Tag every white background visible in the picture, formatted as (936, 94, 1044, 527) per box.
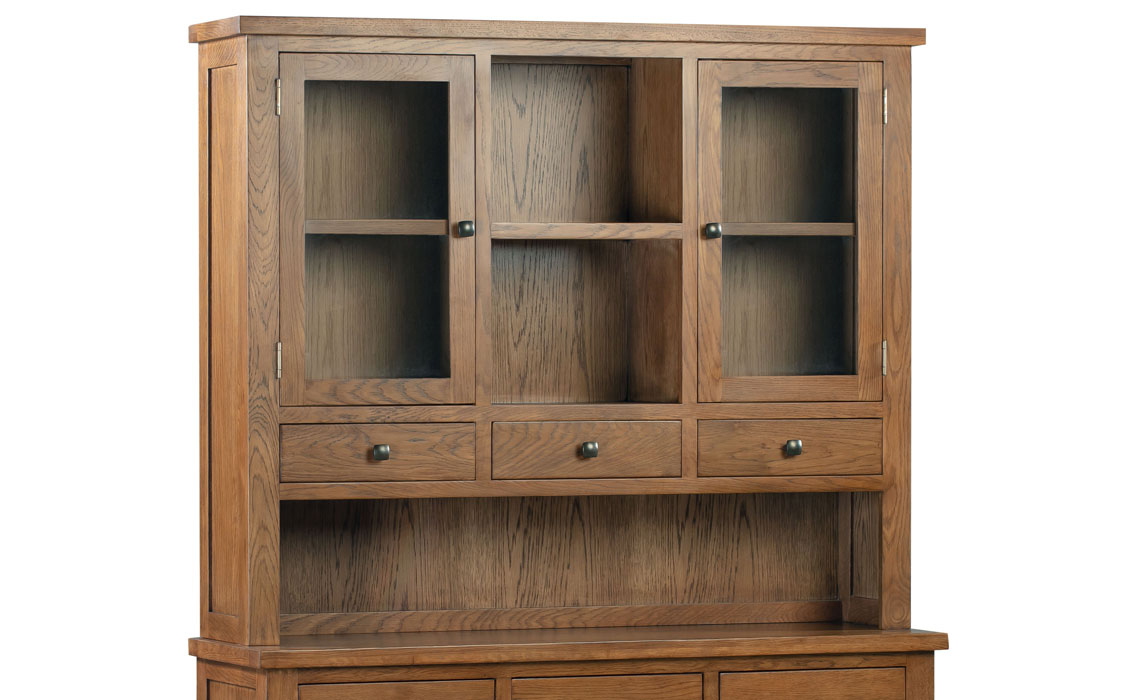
(3, 1, 1137, 697)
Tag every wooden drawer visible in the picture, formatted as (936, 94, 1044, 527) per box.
(721, 669, 904, 699)
(300, 680, 493, 700)
(281, 423, 475, 482)
(699, 419, 881, 477)
(492, 421, 681, 479)
(514, 674, 702, 700)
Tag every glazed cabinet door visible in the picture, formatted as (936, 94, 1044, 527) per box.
(698, 61, 883, 402)
(280, 53, 475, 405)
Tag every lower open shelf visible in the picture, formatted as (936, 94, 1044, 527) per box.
(189, 622, 948, 669)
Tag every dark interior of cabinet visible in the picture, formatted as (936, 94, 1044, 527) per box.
(489, 58, 682, 223)
(722, 87, 854, 223)
(492, 239, 681, 403)
(281, 494, 864, 629)
(305, 80, 449, 220)
(722, 235, 855, 377)
(305, 234, 449, 380)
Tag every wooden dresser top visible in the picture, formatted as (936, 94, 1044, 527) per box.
(189, 16, 926, 46)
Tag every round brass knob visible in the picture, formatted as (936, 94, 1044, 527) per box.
(371, 444, 391, 461)
(581, 441, 600, 458)
(784, 439, 803, 457)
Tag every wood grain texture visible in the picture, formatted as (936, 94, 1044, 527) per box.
(207, 681, 256, 700)
(305, 219, 449, 235)
(721, 668, 905, 699)
(304, 79, 447, 220)
(698, 419, 881, 477)
(492, 240, 681, 403)
(629, 58, 683, 223)
(721, 223, 853, 237)
(188, 17, 927, 46)
(301, 680, 494, 700)
(490, 223, 681, 239)
(279, 475, 885, 500)
(513, 674, 701, 700)
(280, 494, 838, 616)
(492, 421, 681, 479)
(190, 624, 947, 669)
(198, 660, 265, 700)
(852, 492, 881, 599)
(906, 652, 934, 700)
(722, 86, 853, 223)
(281, 423, 475, 482)
(491, 63, 629, 222)
(304, 234, 449, 380)
(881, 47, 913, 630)
(281, 601, 840, 635)
(721, 235, 855, 377)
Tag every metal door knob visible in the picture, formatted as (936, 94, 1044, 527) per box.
(784, 439, 803, 456)
(581, 441, 600, 458)
(457, 220, 476, 237)
(372, 444, 391, 461)
(704, 222, 722, 239)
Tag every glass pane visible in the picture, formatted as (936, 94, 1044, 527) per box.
(722, 235, 854, 376)
(722, 87, 854, 223)
(305, 234, 449, 380)
(305, 80, 448, 220)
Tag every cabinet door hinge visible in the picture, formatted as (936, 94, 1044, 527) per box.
(275, 341, 283, 379)
(883, 88, 889, 125)
(275, 78, 282, 116)
(882, 340, 888, 376)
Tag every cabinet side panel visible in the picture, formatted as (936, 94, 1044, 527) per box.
(207, 59, 250, 630)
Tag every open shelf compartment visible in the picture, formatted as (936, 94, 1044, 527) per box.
(490, 57, 682, 225)
(492, 238, 681, 403)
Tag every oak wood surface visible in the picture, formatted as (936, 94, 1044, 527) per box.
(188, 17, 926, 46)
(281, 600, 840, 636)
(280, 494, 838, 617)
(698, 419, 881, 477)
(189, 624, 948, 669)
(281, 423, 476, 482)
(492, 421, 680, 479)
(305, 219, 449, 235)
(490, 223, 681, 239)
(513, 674, 701, 700)
(721, 668, 905, 699)
(492, 240, 681, 403)
(300, 680, 494, 700)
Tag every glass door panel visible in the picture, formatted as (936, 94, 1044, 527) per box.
(699, 61, 882, 402)
(280, 54, 475, 406)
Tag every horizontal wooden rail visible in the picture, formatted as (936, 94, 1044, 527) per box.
(492, 222, 683, 239)
(305, 218, 450, 235)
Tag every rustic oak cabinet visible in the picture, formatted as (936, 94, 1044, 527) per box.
(188, 16, 944, 700)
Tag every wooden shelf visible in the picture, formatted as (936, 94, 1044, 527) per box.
(189, 623, 948, 669)
(721, 222, 854, 237)
(305, 219, 449, 235)
(492, 222, 682, 240)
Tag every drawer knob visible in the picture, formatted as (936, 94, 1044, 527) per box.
(784, 439, 803, 457)
(371, 444, 391, 461)
(704, 222, 722, 239)
(456, 220, 476, 237)
(580, 441, 600, 459)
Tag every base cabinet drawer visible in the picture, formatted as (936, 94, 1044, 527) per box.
(492, 421, 681, 479)
(698, 419, 882, 477)
(281, 423, 475, 482)
(513, 674, 702, 700)
(299, 680, 494, 700)
(721, 669, 905, 699)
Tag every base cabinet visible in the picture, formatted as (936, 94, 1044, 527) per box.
(721, 669, 906, 699)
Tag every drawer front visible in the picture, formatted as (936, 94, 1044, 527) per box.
(493, 421, 681, 479)
(300, 680, 494, 700)
(699, 419, 881, 477)
(281, 423, 475, 482)
(721, 669, 904, 699)
(514, 674, 702, 700)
